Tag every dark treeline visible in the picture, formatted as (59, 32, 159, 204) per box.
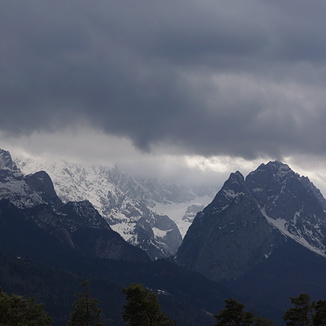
(214, 294, 326, 326)
(1, 282, 325, 326)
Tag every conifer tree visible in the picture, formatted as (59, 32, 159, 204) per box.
(122, 283, 175, 326)
(0, 288, 52, 326)
(252, 316, 275, 326)
(213, 298, 254, 326)
(313, 300, 326, 326)
(67, 281, 104, 326)
(283, 293, 315, 326)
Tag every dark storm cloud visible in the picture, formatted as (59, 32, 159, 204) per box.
(1, 0, 326, 159)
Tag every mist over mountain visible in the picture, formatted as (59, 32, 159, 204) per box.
(15, 156, 216, 259)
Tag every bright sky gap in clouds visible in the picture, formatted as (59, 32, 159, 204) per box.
(2, 0, 326, 193)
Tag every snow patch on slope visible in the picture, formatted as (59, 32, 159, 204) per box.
(260, 206, 326, 257)
(153, 195, 212, 238)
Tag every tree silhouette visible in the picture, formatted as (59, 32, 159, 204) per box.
(122, 283, 175, 326)
(0, 288, 52, 326)
(283, 293, 315, 326)
(67, 281, 104, 326)
(214, 298, 254, 326)
(313, 300, 326, 326)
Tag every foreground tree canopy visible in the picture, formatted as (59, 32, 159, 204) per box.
(122, 283, 175, 326)
(213, 298, 274, 326)
(2, 281, 326, 326)
(283, 293, 326, 326)
(67, 281, 104, 326)
(0, 288, 52, 326)
(214, 298, 254, 326)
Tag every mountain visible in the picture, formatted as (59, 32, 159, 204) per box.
(246, 161, 326, 256)
(0, 149, 149, 263)
(15, 156, 216, 259)
(4, 152, 326, 323)
(176, 161, 326, 282)
(0, 150, 235, 326)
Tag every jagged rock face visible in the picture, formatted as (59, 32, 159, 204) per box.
(25, 171, 62, 207)
(60, 200, 111, 231)
(58, 201, 149, 261)
(0, 149, 149, 263)
(176, 172, 284, 281)
(0, 150, 19, 171)
(176, 161, 326, 282)
(300, 176, 326, 211)
(107, 197, 182, 260)
(0, 151, 59, 209)
(135, 212, 182, 260)
(247, 161, 326, 256)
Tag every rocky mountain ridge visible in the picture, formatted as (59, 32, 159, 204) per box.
(176, 161, 326, 281)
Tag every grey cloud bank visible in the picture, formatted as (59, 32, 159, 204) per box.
(1, 0, 326, 161)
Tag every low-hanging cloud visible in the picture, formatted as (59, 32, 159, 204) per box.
(2, 0, 326, 160)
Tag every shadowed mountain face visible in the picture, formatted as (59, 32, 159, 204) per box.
(176, 161, 326, 282)
(0, 149, 149, 263)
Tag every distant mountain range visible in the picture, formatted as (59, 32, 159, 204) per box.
(2, 149, 326, 324)
(15, 156, 216, 259)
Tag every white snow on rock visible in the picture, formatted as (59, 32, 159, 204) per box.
(260, 206, 326, 258)
(153, 195, 213, 238)
(15, 155, 216, 257)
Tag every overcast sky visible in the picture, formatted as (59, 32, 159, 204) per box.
(2, 0, 326, 192)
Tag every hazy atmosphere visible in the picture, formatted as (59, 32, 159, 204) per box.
(2, 0, 326, 192)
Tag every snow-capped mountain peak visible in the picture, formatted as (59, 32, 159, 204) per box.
(16, 156, 215, 259)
